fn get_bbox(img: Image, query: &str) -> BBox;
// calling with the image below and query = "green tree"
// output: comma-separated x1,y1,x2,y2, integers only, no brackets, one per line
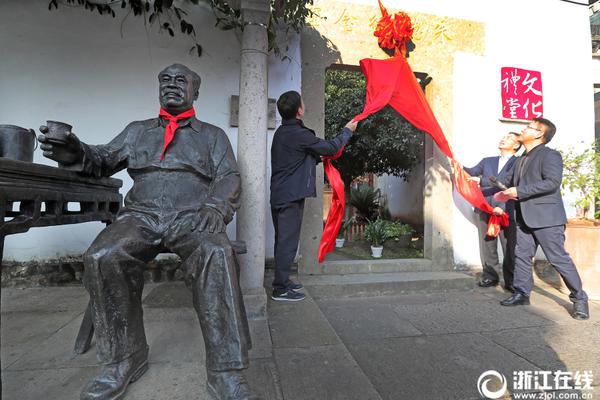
47,0,315,57
324,69,423,188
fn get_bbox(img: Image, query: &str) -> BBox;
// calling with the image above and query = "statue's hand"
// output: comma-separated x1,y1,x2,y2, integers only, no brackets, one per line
38,126,83,165
191,207,226,233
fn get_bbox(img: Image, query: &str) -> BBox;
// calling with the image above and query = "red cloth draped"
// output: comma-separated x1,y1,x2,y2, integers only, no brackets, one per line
318,147,345,262
159,108,196,160
317,56,508,262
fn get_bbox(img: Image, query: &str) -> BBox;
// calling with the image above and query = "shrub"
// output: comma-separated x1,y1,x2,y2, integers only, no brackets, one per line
350,185,380,221
560,141,600,220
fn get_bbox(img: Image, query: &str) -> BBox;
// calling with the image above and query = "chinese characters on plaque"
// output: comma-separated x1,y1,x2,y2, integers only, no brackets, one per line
500,67,543,121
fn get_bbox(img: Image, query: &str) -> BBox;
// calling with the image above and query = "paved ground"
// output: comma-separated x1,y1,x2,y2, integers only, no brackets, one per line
2,275,599,400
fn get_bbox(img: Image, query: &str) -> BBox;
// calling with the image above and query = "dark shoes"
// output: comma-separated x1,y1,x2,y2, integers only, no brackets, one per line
477,278,499,288
572,301,590,320
503,285,515,293
271,289,305,302
500,293,530,306
287,280,303,291
80,349,148,400
207,370,259,400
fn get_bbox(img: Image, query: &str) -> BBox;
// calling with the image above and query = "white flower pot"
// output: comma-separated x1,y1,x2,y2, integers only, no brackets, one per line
335,238,345,248
371,245,383,258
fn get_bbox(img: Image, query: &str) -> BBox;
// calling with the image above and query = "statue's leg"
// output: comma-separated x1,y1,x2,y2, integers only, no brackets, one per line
83,215,162,364
166,225,257,399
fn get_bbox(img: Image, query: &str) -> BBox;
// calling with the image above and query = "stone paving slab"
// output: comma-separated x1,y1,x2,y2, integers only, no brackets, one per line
273,344,382,400
346,333,540,400
316,298,423,344
142,282,193,308
1,365,98,400
268,295,339,349
0,285,90,313
1,284,280,400
1,310,81,368
475,284,600,324
482,323,600,374
124,361,208,400
8,312,100,370
391,294,553,335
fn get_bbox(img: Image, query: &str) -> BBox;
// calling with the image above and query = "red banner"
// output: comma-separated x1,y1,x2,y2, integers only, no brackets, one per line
317,56,509,263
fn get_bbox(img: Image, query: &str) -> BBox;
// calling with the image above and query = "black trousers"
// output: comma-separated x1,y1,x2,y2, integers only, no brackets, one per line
513,218,588,302
474,211,516,287
82,211,251,371
271,199,305,293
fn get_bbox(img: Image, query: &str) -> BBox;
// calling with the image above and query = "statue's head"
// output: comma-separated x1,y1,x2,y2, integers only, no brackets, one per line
158,64,201,115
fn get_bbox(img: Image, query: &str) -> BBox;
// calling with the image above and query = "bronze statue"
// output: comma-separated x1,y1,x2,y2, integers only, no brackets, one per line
38,64,257,400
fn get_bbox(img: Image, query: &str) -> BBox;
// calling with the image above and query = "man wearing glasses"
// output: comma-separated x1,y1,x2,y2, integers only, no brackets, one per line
494,117,589,320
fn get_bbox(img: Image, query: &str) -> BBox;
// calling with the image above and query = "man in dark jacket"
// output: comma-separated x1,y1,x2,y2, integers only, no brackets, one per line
494,117,589,320
270,90,357,301
463,133,520,291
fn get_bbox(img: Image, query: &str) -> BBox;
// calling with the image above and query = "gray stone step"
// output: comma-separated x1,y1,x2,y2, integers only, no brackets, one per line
311,258,435,275
302,271,475,299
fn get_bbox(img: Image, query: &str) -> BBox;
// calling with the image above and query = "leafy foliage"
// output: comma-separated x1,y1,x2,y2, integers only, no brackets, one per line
47,0,315,57
383,220,414,238
349,184,380,222
364,219,413,247
325,69,424,187
364,218,389,247
560,141,600,219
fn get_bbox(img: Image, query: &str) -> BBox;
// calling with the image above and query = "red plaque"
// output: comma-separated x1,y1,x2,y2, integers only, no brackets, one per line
500,67,543,121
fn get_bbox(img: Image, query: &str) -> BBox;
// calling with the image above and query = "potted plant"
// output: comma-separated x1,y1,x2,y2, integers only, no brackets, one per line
559,141,600,299
384,221,414,247
335,217,355,248
364,219,389,258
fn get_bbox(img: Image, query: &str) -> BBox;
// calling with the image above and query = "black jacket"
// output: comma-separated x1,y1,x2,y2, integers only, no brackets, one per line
270,118,352,205
464,155,517,219
504,144,567,228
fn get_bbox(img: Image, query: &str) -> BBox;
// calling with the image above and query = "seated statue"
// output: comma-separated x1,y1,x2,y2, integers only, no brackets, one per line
39,64,257,400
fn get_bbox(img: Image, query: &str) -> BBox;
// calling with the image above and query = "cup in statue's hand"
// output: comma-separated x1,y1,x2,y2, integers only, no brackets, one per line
44,120,73,144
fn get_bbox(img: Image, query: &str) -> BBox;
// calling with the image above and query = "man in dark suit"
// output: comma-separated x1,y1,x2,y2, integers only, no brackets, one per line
464,133,520,291
494,117,589,320
270,90,357,301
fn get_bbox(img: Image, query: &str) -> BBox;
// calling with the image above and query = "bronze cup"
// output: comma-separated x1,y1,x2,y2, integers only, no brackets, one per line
45,120,72,144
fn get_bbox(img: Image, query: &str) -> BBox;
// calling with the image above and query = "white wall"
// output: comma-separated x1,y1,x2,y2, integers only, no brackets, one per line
341,0,594,266
0,1,300,261
451,1,594,266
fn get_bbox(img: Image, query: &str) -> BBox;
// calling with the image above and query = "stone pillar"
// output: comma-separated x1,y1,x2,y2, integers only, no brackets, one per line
236,0,270,318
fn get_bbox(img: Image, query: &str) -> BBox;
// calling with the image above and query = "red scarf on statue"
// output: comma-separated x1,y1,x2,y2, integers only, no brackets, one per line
159,108,196,160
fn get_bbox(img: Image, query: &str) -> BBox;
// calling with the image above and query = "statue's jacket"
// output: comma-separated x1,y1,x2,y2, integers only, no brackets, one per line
71,117,241,224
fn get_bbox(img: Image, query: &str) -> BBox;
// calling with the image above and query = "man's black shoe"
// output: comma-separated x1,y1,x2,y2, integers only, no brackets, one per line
503,285,515,293
207,370,259,400
287,281,303,291
572,301,590,320
80,348,148,400
271,289,305,302
477,278,498,288
500,293,530,306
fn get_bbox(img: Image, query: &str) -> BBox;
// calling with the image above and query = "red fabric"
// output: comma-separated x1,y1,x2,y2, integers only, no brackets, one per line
317,56,508,262
318,147,345,262
373,0,413,56
158,108,196,160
